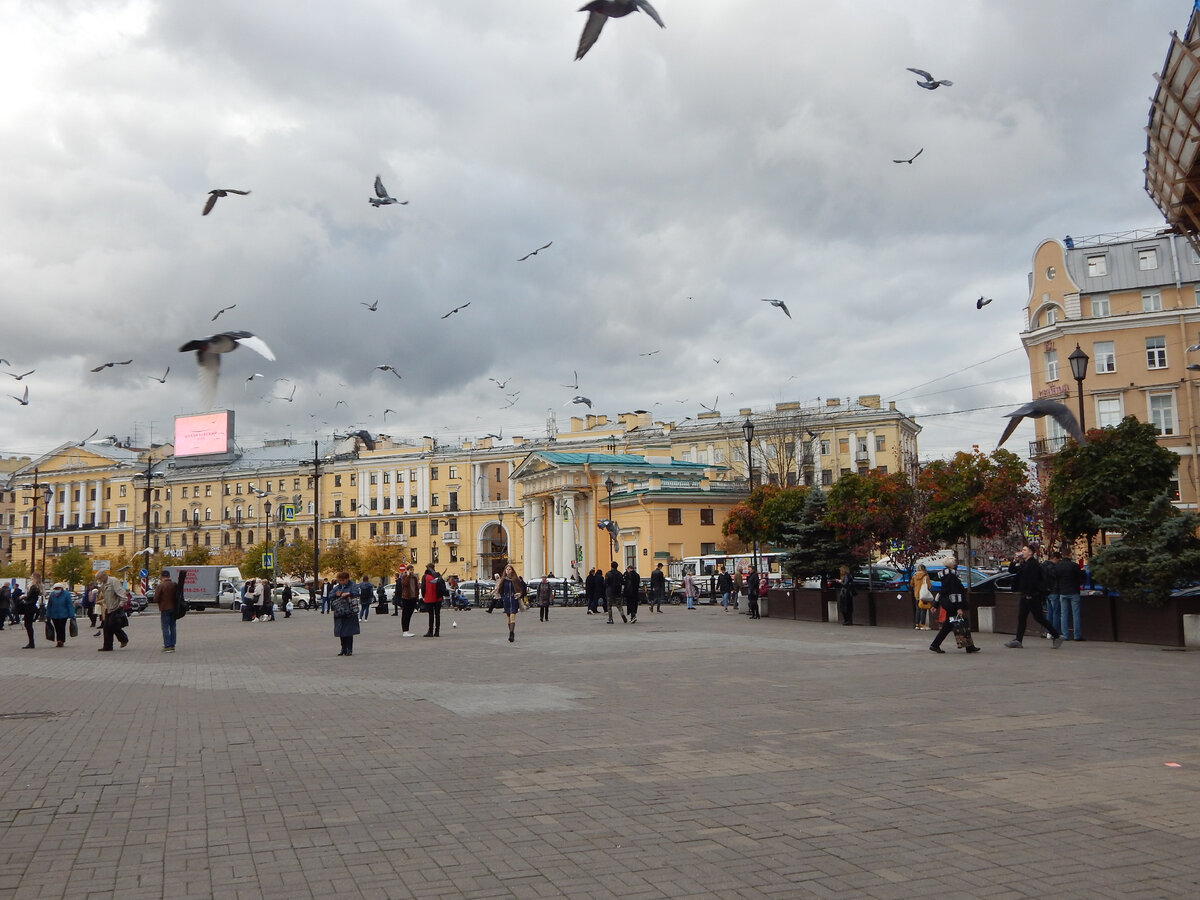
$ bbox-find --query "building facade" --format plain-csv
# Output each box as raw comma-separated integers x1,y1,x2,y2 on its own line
1022,231,1200,507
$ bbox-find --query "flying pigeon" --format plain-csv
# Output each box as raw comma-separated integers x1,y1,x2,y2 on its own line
976,296,993,310
639,349,661,357
147,367,170,383
276,385,297,403
370,175,408,207
245,372,265,383
7,369,34,380
596,518,620,548
907,68,953,90
561,370,579,390
570,396,593,408
202,189,251,216
361,300,379,311
178,330,275,410
374,365,402,379
997,399,1086,449
489,377,511,389
518,241,553,261
441,301,471,319
762,298,791,318
500,395,519,409
699,396,718,413
77,428,98,446
90,360,133,372
11,385,29,405
211,304,237,321
712,358,721,364
893,148,924,164
576,0,665,60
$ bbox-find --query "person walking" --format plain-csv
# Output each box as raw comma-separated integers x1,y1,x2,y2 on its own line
649,563,667,614
929,555,980,654
682,568,698,610
912,564,933,630
281,582,293,618
717,565,733,612
623,562,641,623
732,570,743,610
397,566,420,636
319,578,331,614
603,561,625,624
0,581,10,631
584,568,601,615
536,575,553,622
80,583,97,628
493,564,526,643
153,569,179,652
834,565,855,626
21,574,43,648
96,570,129,651
45,582,76,648
1005,543,1064,649
420,563,447,637
1052,550,1084,640
746,566,760,620
261,581,276,621
329,572,360,656
358,577,373,620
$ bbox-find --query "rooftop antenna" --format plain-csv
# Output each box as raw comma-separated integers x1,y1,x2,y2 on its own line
546,409,558,440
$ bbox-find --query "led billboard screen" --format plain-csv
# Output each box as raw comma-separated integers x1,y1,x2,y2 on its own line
174,411,233,457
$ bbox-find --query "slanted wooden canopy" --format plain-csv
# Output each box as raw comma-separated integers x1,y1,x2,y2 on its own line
1146,12,1200,257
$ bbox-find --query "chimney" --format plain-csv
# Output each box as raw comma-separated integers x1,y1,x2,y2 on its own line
826,398,839,407
857,395,881,409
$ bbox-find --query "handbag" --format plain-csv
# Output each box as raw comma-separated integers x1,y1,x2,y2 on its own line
69,619,78,638
112,609,129,629
45,619,55,640
917,581,933,611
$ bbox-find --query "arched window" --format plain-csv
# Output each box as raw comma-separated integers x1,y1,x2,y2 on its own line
205,508,212,521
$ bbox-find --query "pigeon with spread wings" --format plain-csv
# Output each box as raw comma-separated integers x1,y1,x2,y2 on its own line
576,0,665,60
997,399,1085,449
907,68,953,90
370,175,408,207
762,298,791,319
179,330,275,411
202,189,250,216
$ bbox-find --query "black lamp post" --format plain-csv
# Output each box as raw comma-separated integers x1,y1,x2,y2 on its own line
604,476,615,564
742,418,758,577
1068,344,1089,437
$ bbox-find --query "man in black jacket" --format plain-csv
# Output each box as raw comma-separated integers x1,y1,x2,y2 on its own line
1051,550,1085,640
649,563,667,614
604,561,625,624
1005,543,1064,649
623,562,641,623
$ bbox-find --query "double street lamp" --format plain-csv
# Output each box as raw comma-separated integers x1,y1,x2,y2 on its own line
742,418,759,578
604,476,615,564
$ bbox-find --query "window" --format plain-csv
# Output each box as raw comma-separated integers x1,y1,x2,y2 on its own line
431,493,439,507
410,495,418,509
382,497,391,510
449,491,458,511
1093,341,1116,373
668,508,682,525
430,520,439,535
1138,248,1158,270
819,440,830,456
206,485,212,497
223,485,230,495
369,498,378,511
875,436,886,451
838,438,848,453
1146,336,1168,369
447,517,457,531
409,520,418,537
382,472,390,484
119,485,127,497
181,487,188,499
349,524,356,540
1044,308,1058,326
349,474,356,486
1087,255,1107,277
333,501,342,517
118,508,127,523
821,469,833,486
1149,393,1177,435
448,466,457,479
700,509,714,526
369,473,377,485
235,483,243,495
877,466,888,474
1143,291,1163,312
856,439,868,454
205,508,212,521
1090,296,1110,317
1095,397,1122,428
430,467,438,480
1045,349,1058,381
333,475,342,487
495,467,501,480
294,479,300,490
333,524,341,538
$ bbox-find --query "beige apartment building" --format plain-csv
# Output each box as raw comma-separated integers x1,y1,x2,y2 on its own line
1022,230,1200,507
1,396,920,580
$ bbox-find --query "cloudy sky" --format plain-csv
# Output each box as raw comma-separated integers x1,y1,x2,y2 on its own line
0,0,1188,463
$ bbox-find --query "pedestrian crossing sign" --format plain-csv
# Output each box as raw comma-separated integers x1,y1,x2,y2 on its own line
282,504,296,521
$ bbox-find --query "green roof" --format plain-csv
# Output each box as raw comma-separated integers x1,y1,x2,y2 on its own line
536,452,712,470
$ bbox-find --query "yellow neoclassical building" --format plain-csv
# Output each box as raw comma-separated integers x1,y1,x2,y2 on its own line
2,396,921,581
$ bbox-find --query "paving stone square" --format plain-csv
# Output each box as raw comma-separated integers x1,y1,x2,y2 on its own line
1,604,1197,899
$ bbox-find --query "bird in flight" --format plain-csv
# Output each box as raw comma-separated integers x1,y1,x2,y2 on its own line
483,429,504,441
489,377,511,389
211,304,237,321
374,365,402,379
179,330,275,410
762,298,792,319
90,360,133,372
334,399,347,407
639,349,661,357
518,241,553,261
202,189,251,216
383,408,397,419
7,369,35,380
907,68,953,90
77,428,99,446
370,175,408,207
997,399,1085,449
561,370,579,390
699,396,719,413
500,395,519,409
361,300,379,311
441,302,471,319
245,372,265,384
712,358,721,364
976,296,994,310
893,148,924,164
10,385,28,405
576,0,665,60
570,396,593,408
275,384,297,403
147,367,170,384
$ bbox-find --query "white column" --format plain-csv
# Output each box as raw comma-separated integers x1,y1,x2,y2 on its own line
507,465,515,507
543,499,555,577
531,502,544,577
564,493,577,576
62,482,72,526
523,500,534,576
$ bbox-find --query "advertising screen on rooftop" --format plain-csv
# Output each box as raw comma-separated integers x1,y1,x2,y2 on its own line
175,411,233,457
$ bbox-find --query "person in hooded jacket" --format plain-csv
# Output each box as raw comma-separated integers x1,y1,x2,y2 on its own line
929,556,980,654
45,582,77,648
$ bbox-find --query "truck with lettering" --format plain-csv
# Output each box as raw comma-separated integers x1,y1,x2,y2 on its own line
162,565,242,611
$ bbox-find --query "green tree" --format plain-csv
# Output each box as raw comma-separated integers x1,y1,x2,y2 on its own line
1047,416,1179,542
722,486,808,550
919,449,1034,545
825,471,914,557
51,547,91,589
359,541,408,579
0,560,30,578
181,545,212,565
241,541,279,580
320,540,361,578
778,485,858,583
278,540,316,581
1090,495,1200,606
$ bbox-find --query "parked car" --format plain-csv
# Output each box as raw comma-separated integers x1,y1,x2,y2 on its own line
458,580,496,600
271,585,313,609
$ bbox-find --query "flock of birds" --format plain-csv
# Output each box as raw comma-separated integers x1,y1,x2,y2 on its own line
5,4,1072,453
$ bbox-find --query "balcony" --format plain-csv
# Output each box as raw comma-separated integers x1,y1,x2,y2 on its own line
478,499,507,509
854,450,871,463
441,531,459,544
1029,435,1068,458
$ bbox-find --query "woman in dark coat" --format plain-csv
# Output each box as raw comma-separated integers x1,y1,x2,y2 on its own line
622,563,641,624
929,556,980,654
22,574,43,648
329,572,361,656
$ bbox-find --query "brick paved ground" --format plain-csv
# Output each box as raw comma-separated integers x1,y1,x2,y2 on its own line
0,602,1197,899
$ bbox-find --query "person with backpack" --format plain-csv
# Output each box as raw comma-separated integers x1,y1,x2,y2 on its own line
1005,543,1064,649
154,569,179,653
420,563,448,638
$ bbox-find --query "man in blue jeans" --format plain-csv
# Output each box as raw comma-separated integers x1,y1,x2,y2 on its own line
153,569,179,652
1051,550,1084,640
1005,543,1064,649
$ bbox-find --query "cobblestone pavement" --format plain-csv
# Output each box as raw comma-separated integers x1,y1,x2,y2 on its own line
1,605,1198,899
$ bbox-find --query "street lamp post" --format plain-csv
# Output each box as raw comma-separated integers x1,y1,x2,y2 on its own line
604,476,615,564
264,501,273,582
40,485,52,580
1068,344,1090,437
742,418,758,577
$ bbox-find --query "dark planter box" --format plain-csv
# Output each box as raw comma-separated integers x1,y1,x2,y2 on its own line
977,590,1115,641
821,588,870,625
794,588,827,622
766,588,794,620
1113,595,1200,646
871,591,915,628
